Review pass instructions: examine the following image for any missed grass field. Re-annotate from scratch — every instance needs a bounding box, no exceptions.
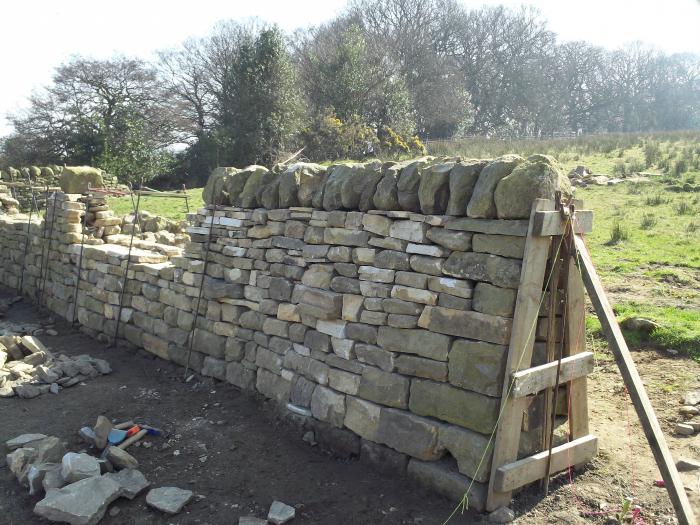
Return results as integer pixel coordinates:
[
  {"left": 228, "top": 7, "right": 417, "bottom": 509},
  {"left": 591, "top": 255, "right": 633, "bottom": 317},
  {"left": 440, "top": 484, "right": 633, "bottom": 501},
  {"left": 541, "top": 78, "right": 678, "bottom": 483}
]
[{"left": 107, "top": 131, "right": 700, "bottom": 357}]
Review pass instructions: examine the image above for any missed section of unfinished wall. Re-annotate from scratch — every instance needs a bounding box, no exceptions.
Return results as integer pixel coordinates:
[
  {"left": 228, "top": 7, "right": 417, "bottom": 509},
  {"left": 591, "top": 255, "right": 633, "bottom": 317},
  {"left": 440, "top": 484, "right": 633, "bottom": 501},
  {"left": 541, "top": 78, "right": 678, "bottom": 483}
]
[{"left": 0, "top": 155, "right": 571, "bottom": 510}]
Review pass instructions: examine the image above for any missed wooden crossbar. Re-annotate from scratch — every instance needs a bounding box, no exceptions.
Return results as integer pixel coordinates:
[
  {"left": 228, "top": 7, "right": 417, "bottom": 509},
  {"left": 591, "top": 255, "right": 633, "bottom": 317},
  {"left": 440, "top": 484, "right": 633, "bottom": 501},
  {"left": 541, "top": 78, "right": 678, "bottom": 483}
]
[
  {"left": 511, "top": 352, "right": 595, "bottom": 398},
  {"left": 532, "top": 209, "right": 593, "bottom": 236},
  {"left": 493, "top": 435, "right": 598, "bottom": 492}
]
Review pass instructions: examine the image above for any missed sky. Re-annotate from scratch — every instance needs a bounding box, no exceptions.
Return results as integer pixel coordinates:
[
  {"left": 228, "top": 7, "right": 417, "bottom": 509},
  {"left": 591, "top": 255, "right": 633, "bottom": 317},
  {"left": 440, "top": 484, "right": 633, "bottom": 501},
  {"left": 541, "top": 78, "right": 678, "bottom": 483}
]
[{"left": 1, "top": 0, "right": 699, "bottom": 137}]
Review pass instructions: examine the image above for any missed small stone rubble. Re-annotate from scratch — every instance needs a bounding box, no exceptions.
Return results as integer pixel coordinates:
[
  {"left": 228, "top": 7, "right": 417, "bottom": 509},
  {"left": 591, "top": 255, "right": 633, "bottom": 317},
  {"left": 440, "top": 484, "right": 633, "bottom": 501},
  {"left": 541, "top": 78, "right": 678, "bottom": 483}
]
[
  {"left": 0, "top": 331, "right": 112, "bottom": 399},
  {"left": 676, "top": 390, "right": 700, "bottom": 436}
]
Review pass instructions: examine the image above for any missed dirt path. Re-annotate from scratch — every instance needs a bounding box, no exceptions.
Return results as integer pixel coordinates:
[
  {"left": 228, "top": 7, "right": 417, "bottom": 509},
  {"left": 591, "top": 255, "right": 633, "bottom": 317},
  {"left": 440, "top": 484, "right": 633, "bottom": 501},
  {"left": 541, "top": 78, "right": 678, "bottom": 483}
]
[
  {"left": 2, "top": 288, "right": 699, "bottom": 524},
  {"left": 511, "top": 346, "right": 700, "bottom": 524}
]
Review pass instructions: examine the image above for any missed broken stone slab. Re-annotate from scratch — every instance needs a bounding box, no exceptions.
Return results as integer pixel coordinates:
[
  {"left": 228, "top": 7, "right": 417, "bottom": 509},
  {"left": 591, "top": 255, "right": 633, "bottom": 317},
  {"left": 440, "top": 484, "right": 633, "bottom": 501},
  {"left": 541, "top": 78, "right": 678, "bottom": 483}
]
[
  {"left": 27, "top": 463, "right": 59, "bottom": 496},
  {"left": 43, "top": 467, "right": 66, "bottom": 492},
  {"left": 146, "top": 486, "right": 194, "bottom": 514},
  {"left": 104, "top": 469, "right": 149, "bottom": 499},
  {"left": 239, "top": 518, "right": 268, "bottom": 525},
  {"left": 15, "top": 383, "right": 49, "bottom": 399},
  {"left": 91, "top": 359, "right": 111, "bottom": 375},
  {"left": 8, "top": 436, "right": 66, "bottom": 485},
  {"left": 7, "top": 448, "right": 37, "bottom": 484},
  {"left": 20, "top": 335, "right": 48, "bottom": 354},
  {"left": 34, "top": 475, "right": 123, "bottom": 525},
  {"left": 5, "top": 433, "right": 47, "bottom": 450},
  {"left": 488, "top": 506, "right": 515, "bottom": 523},
  {"left": 105, "top": 446, "right": 138, "bottom": 470},
  {"left": 675, "top": 423, "right": 695, "bottom": 436},
  {"left": 268, "top": 500, "right": 296, "bottom": 524},
  {"left": 683, "top": 391, "right": 700, "bottom": 406},
  {"left": 61, "top": 452, "right": 101, "bottom": 483},
  {"left": 94, "top": 415, "right": 112, "bottom": 449}
]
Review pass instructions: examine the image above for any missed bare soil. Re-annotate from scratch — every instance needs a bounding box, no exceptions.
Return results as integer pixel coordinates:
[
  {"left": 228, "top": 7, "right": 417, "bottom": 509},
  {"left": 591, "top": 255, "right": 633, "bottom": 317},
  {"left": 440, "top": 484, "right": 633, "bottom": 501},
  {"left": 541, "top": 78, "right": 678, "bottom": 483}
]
[{"left": 2, "top": 287, "right": 699, "bottom": 524}]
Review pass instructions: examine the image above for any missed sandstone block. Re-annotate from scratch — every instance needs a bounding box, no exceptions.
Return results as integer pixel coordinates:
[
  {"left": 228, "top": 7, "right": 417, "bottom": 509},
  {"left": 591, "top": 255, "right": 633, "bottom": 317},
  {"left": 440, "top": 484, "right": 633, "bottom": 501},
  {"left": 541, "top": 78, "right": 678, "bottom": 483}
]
[
  {"left": 256, "top": 369, "right": 291, "bottom": 402},
  {"left": 329, "top": 368, "right": 361, "bottom": 395},
  {"left": 377, "top": 327, "right": 451, "bottom": 361},
  {"left": 377, "top": 408, "right": 444, "bottom": 460},
  {"left": 310, "top": 386, "right": 346, "bottom": 427},
  {"left": 389, "top": 220, "right": 428, "bottom": 243},
  {"left": 418, "top": 306, "right": 511, "bottom": 345},
  {"left": 448, "top": 340, "right": 507, "bottom": 397},
  {"left": 355, "top": 343, "right": 395, "bottom": 372},
  {"left": 472, "top": 282, "right": 517, "bottom": 317},
  {"left": 359, "top": 266, "right": 395, "bottom": 283},
  {"left": 358, "top": 367, "right": 409, "bottom": 408},
  {"left": 426, "top": 228, "right": 472, "bottom": 251},
  {"left": 391, "top": 285, "right": 437, "bottom": 305},
  {"left": 344, "top": 397, "right": 382, "bottom": 441},
  {"left": 443, "top": 252, "right": 522, "bottom": 289},
  {"left": 409, "top": 379, "right": 499, "bottom": 434},
  {"left": 362, "top": 214, "right": 392, "bottom": 236},
  {"left": 324, "top": 228, "right": 370, "bottom": 246},
  {"left": 395, "top": 355, "right": 448, "bottom": 381}
]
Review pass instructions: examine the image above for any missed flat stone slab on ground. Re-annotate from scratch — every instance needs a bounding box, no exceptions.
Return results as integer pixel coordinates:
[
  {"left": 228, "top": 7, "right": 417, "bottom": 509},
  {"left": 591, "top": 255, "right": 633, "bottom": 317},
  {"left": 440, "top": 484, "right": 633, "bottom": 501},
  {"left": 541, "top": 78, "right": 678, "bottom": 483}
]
[
  {"left": 34, "top": 475, "right": 122, "bottom": 525},
  {"left": 105, "top": 446, "right": 138, "bottom": 470},
  {"left": 239, "top": 518, "right": 268, "bottom": 525},
  {"left": 268, "top": 500, "right": 296, "bottom": 524},
  {"left": 5, "top": 433, "right": 47, "bottom": 450},
  {"left": 105, "top": 469, "right": 149, "bottom": 499},
  {"left": 146, "top": 486, "right": 193, "bottom": 514}
]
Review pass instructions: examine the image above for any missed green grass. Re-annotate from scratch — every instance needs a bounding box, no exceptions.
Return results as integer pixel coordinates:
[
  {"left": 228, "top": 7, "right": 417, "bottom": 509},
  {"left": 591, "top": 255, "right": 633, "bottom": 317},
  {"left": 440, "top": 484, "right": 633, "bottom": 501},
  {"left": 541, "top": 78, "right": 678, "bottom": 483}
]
[
  {"left": 587, "top": 303, "right": 700, "bottom": 358},
  {"left": 108, "top": 188, "right": 203, "bottom": 221}
]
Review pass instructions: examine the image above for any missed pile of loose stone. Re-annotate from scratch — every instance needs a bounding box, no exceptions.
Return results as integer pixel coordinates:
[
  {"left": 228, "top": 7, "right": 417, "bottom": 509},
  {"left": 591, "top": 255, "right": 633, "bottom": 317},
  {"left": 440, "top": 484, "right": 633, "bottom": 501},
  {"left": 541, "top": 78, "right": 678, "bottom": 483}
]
[
  {"left": 4, "top": 426, "right": 193, "bottom": 524},
  {"left": 121, "top": 210, "right": 190, "bottom": 248},
  {"left": 82, "top": 194, "right": 122, "bottom": 241},
  {"left": 0, "top": 333, "right": 112, "bottom": 399},
  {"left": 567, "top": 164, "right": 649, "bottom": 188},
  {"left": 675, "top": 390, "right": 700, "bottom": 436},
  {"left": 0, "top": 184, "right": 20, "bottom": 214},
  {"left": 6, "top": 425, "right": 297, "bottom": 524}
]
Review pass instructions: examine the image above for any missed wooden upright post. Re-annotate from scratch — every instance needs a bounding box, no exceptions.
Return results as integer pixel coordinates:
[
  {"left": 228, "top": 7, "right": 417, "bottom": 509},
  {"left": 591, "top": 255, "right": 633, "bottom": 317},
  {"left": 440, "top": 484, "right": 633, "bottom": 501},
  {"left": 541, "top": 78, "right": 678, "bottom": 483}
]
[{"left": 486, "top": 199, "right": 554, "bottom": 511}]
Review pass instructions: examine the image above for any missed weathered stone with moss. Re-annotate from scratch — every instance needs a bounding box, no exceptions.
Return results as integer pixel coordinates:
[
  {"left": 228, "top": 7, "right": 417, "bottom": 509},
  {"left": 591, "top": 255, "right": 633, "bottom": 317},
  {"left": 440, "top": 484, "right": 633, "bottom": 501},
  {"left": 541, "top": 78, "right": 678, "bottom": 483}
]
[
  {"left": 466, "top": 154, "right": 524, "bottom": 218},
  {"left": 59, "top": 166, "right": 105, "bottom": 194},
  {"left": 446, "top": 160, "right": 488, "bottom": 216},
  {"left": 494, "top": 154, "right": 572, "bottom": 219}
]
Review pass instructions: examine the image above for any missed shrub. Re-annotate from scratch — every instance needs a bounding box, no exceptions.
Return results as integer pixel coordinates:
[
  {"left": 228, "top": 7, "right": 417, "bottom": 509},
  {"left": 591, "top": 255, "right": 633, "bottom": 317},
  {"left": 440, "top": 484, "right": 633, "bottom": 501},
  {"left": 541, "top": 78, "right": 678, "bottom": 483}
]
[
  {"left": 644, "top": 141, "right": 661, "bottom": 167},
  {"left": 302, "top": 108, "right": 378, "bottom": 161},
  {"left": 627, "top": 158, "right": 645, "bottom": 174},
  {"left": 674, "top": 159, "right": 689, "bottom": 176},
  {"left": 675, "top": 200, "right": 693, "bottom": 215},
  {"left": 612, "top": 160, "right": 626, "bottom": 176},
  {"left": 608, "top": 220, "right": 629, "bottom": 244},
  {"left": 645, "top": 194, "right": 666, "bottom": 206},
  {"left": 627, "top": 182, "right": 645, "bottom": 195},
  {"left": 640, "top": 213, "right": 657, "bottom": 230},
  {"left": 377, "top": 126, "right": 425, "bottom": 158}
]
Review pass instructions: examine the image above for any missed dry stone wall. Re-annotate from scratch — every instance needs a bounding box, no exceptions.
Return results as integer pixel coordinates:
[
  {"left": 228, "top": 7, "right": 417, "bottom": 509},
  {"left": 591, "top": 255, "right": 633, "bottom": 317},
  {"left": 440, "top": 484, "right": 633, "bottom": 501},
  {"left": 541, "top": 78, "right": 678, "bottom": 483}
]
[{"left": 0, "top": 155, "right": 571, "bottom": 510}]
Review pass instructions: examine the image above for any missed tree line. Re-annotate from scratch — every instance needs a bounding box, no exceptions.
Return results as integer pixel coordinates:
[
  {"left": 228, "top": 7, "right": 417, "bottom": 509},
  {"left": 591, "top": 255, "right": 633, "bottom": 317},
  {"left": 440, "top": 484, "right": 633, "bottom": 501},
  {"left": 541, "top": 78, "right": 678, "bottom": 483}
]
[{"left": 2, "top": 0, "right": 699, "bottom": 185}]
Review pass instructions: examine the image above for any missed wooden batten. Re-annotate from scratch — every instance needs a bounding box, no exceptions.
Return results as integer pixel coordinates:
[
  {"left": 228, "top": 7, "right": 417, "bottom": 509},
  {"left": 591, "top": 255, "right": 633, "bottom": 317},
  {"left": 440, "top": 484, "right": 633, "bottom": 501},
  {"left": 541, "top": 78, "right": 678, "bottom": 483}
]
[
  {"left": 493, "top": 435, "right": 598, "bottom": 492},
  {"left": 532, "top": 209, "right": 593, "bottom": 236},
  {"left": 511, "top": 352, "right": 595, "bottom": 398}
]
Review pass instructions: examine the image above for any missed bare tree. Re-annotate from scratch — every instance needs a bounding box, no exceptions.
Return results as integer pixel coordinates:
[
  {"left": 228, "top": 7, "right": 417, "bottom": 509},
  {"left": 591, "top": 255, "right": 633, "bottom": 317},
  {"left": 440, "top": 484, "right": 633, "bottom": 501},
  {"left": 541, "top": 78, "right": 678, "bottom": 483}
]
[{"left": 158, "top": 38, "right": 215, "bottom": 142}]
